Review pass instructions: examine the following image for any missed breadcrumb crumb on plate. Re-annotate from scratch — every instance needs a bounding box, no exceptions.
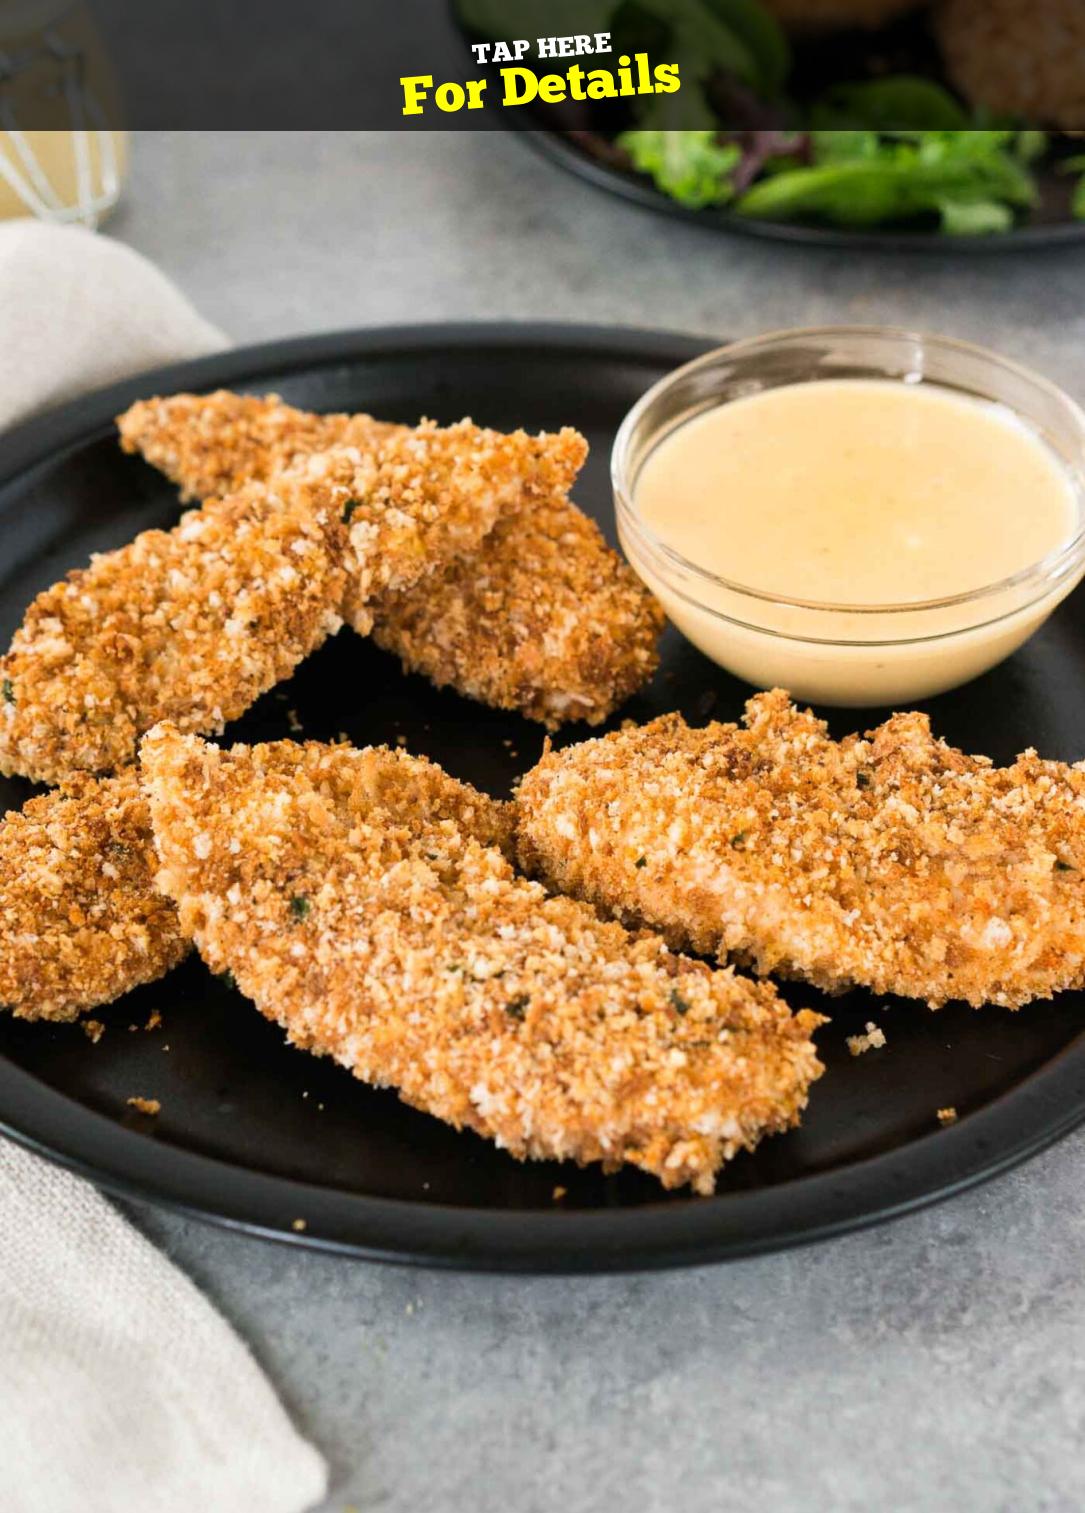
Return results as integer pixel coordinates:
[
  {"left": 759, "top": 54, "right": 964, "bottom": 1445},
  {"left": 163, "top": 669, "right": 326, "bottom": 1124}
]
[
  {"left": 847, "top": 1023, "right": 887, "bottom": 1057},
  {"left": 126, "top": 1096, "right": 161, "bottom": 1116},
  {"left": 0, "top": 771, "right": 188, "bottom": 1022},
  {"left": 140, "top": 725, "right": 823, "bottom": 1195},
  {"left": 515, "top": 688, "right": 1085, "bottom": 1009}
]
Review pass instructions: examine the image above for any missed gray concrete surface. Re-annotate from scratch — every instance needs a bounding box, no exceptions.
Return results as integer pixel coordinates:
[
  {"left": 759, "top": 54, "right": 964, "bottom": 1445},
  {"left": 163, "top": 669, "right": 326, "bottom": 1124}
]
[{"left": 110, "top": 133, "right": 1085, "bottom": 1513}]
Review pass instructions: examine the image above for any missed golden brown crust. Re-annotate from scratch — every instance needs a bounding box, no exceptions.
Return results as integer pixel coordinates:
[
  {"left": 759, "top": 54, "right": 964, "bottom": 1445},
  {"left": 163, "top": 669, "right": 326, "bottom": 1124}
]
[
  {"left": 0, "top": 480, "right": 348, "bottom": 783},
  {"left": 117, "top": 391, "right": 586, "bottom": 519},
  {"left": 2, "top": 414, "right": 539, "bottom": 781},
  {"left": 120, "top": 392, "right": 590, "bottom": 642},
  {"left": 515, "top": 688, "right": 1085, "bottom": 1009},
  {"left": 118, "top": 391, "right": 387, "bottom": 501},
  {"left": 119, "top": 390, "right": 593, "bottom": 638},
  {"left": 119, "top": 391, "right": 661, "bottom": 726},
  {"left": 371, "top": 497, "right": 665, "bottom": 728},
  {"left": 141, "top": 725, "right": 823, "bottom": 1193},
  {"left": 936, "top": 0, "right": 1085, "bottom": 131},
  {"left": 331, "top": 420, "right": 588, "bottom": 635},
  {"left": 0, "top": 770, "right": 188, "bottom": 1021}
]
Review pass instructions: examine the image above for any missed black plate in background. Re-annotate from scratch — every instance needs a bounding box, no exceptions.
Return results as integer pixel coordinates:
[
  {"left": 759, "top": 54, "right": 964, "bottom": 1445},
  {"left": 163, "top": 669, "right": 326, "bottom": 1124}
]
[
  {"left": 1, "top": 324, "right": 1085, "bottom": 1272},
  {"left": 529, "top": 132, "right": 1085, "bottom": 254}
]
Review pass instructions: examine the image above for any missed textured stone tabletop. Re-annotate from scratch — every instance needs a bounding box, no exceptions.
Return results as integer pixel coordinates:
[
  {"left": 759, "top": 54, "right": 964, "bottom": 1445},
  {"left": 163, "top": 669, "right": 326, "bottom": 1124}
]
[{"left": 111, "top": 132, "right": 1085, "bottom": 1513}]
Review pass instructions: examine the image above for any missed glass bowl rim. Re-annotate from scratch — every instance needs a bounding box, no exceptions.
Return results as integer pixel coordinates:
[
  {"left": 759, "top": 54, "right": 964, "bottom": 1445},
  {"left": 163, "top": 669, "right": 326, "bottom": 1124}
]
[{"left": 611, "top": 324, "right": 1085, "bottom": 622}]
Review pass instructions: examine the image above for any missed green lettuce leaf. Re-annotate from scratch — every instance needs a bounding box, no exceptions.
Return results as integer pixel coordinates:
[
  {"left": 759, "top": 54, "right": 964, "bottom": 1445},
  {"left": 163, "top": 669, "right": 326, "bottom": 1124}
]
[
  {"left": 617, "top": 129, "right": 740, "bottom": 206},
  {"left": 737, "top": 141, "right": 1034, "bottom": 228}
]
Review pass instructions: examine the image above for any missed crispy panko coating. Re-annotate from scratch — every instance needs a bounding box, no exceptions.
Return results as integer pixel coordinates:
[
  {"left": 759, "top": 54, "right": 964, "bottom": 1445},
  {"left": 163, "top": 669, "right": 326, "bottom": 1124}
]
[
  {"left": 0, "top": 770, "right": 188, "bottom": 1021},
  {"left": 119, "top": 391, "right": 662, "bottom": 726},
  {"left": 370, "top": 497, "right": 665, "bottom": 728},
  {"left": 935, "top": 0, "right": 1085, "bottom": 131},
  {"left": 516, "top": 688, "right": 1085, "bottom": 1010},
  {"left": 117, "top": 391, "right": 384, "bottom": 501},
  {"left": 0, "top": 417, "right": 535, "bottom": 782},
  {"left": 0, "top": 479, "right": 348, "bottom": 784},
  {"left": 119, "top": 392, "right": 589, "bottom": 637},
  {"left": 141, "top": 725, "right": 823, "bottom": 1193},
  {"left": 118, "top": 390, "right": 586, "bottom": 517},
  {"left": 762, "top": 0, "right": 922, "bottom": 28}
]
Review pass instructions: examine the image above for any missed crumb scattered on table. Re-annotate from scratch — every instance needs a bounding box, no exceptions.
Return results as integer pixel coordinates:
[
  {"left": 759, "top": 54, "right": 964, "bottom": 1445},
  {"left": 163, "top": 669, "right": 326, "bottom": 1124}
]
[
  {"left": 83, "top": 1019, "right": 104, "bottom": 1044},
  {"left": 127, "top": 1096, "right": 160, "bottom": 1116},
  {"left": 937, "top": 1106, "right": 958, "bottom": 1125},
  {"left": 847, "top": 1022, "right": 887, "bottom": 1057},
  {"left": 291, "top": 1217, "right": 307, "bottom": 1232},
  {"left": 146, "top": 1009, "right": 162, "bottom": 1031},
  {"left": 552, "top": 1185, "right": 567, "bottom": 1201}
]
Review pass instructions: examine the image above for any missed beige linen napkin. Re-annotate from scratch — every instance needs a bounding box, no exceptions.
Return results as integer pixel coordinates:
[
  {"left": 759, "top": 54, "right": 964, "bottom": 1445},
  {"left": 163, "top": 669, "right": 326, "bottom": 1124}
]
[
  {"left": 0, "top": 219, "right": 226, "bottom": 429},
  {"left": 0, "top": 219, "right": 328, "bottom": 1513}
]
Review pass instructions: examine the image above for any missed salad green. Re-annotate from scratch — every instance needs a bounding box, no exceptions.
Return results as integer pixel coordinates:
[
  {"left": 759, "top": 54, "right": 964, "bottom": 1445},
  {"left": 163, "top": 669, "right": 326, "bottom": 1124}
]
[
  {"left": 619, "top": 123, "right": 1075, "bottom": 232},
  {"left": 619, "top": 131, "right": 741, "bottom": 206},
  {"left": 456, "top": 0, "right": 1085, "bottom": 234},
  {"left": 735, "top": 130, "right": 1037, "bottom": 233}
]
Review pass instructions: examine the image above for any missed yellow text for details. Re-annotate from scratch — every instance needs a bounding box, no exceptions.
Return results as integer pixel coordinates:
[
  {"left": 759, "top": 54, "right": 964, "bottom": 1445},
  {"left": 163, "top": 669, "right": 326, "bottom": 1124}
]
[{"left": 400, "top": 55, "right": 681, "bottom": 116}]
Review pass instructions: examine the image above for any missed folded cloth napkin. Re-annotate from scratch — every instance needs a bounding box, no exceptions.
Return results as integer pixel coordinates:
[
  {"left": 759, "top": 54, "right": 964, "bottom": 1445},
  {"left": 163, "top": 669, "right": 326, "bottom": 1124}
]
[
  {"left": 0, "top": 221, "right": 328, "bottom": 1513},
  {"left": 0, "top": 220, "right": 227, "bottom": 429}
]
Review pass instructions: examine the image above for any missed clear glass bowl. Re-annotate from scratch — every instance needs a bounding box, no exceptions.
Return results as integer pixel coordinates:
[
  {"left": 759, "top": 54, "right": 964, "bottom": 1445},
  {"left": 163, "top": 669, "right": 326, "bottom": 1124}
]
[{"left": 612, "top": 326, "right": 1085, "bottom": 707}]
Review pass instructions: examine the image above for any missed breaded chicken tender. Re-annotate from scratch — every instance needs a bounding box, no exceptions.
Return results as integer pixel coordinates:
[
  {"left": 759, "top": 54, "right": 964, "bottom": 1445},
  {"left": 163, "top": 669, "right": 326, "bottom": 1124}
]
[
  {"left": 936, "top": 0, "right": 1085, "bottom": 131},
  {"left": 0, "top": 770, "right": 188, "bottom": 1021},
  {"left": 119, "top": 394, "right": 588, "bottom": 638},
  {"left": 0, "top": 479, "right": 348, "bottom": 784},
  {"left": 118, "top": 390, "right": 586, "bottom": 519},
  {"left": 516, "top": 688, "right": 1085, "bottom": 1010},
  {"left": 0, "top": 418, "right": 532, "bottom": 782},
  {"left": 117, "top": 391, "right": 382, "bottom": 501},
  {"left": 119, "top": 391, "right": 662, "bottom": 726},
  {"left": 141, "top": 725, "right": 823, "bottom": 1193},
  {"left": 370, "top": 497, "right": 666, "bottom": 728},
  {"left": 283, "top": 437, "right": 520, "bottom": 637}
]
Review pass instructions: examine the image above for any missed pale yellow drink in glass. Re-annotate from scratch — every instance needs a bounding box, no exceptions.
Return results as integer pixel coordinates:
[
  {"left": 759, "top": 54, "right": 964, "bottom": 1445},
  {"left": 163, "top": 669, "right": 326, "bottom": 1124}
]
[{"left": 0, "top": 3, "right": 127, "bottom": 226}]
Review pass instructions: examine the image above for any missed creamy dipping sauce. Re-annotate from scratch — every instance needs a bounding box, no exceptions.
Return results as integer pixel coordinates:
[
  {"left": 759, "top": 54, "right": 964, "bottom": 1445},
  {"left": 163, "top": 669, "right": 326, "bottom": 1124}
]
[
  {"left": 637, "top": 380, "right": 1078, "bottom": 605},
  {"left": 624, "top": 377, "right": 1085, "bottom": 707}
]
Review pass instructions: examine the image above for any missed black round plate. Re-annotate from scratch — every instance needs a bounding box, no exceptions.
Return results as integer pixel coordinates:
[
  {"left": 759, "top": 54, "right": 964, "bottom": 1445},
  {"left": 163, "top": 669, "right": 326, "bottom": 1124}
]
[
  {"left": 528, "top": 132, "right": 1085, "bottom": 254},
  {"left": 2, "top": 322, "right": 1085, "bottom": 1273}
]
